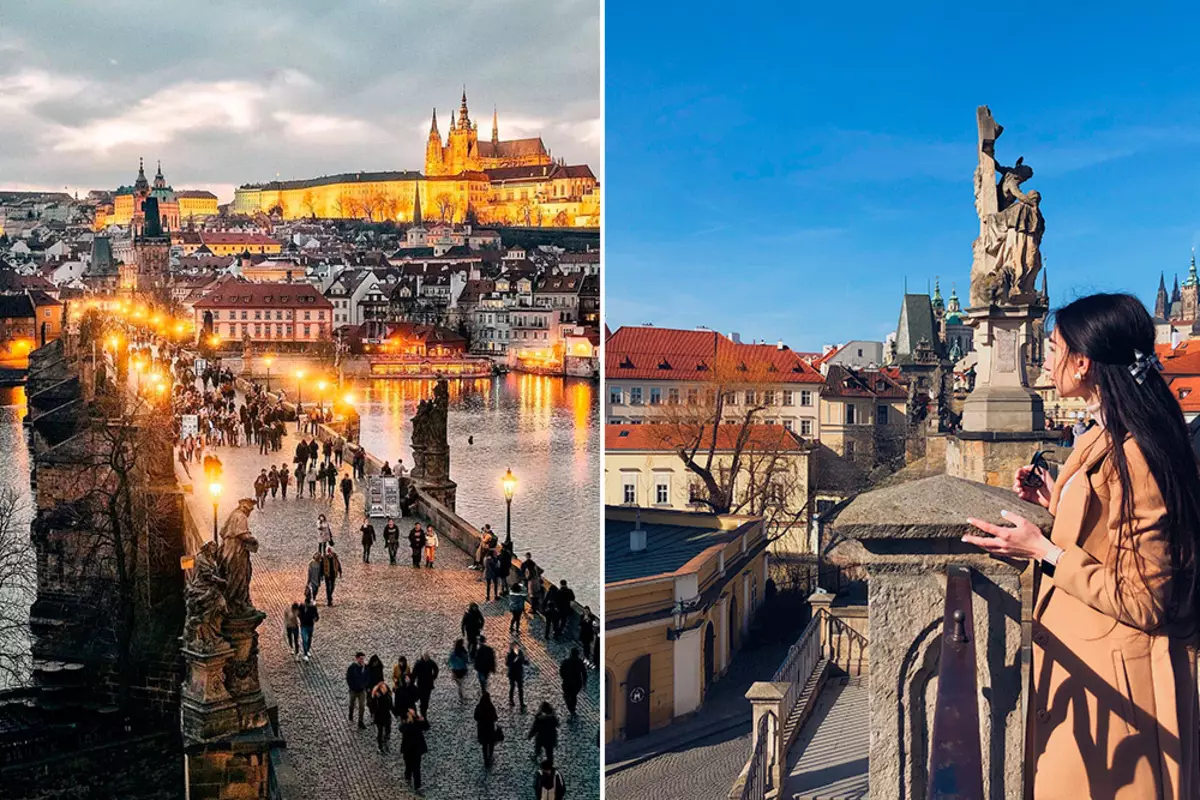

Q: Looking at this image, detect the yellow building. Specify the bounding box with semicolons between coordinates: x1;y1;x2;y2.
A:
231;91;599;227
816;364;909;469
605;507;769;744
177;190;219;222
100;160;216;231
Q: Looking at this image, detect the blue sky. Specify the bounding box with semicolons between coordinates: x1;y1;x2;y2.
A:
604;2;1200;351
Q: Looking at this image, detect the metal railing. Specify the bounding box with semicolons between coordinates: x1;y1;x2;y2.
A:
772;611;825;725
735;713;773;800
820;609;869;677
927;565;983;799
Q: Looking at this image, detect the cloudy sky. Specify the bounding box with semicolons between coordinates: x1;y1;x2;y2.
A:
0;0;600;203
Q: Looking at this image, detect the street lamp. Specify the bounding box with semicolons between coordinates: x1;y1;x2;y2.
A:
210;481;222;543
502;468;516;549
317;380;327;415
263;355;274;392
295;369;305;430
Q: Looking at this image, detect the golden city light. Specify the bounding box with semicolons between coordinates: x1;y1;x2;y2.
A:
502;468;516;501
210;482;221;498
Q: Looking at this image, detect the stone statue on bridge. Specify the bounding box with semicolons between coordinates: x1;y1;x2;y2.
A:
969;106;1045;308
408;379;456;510
183;540;229;652
216;498;260;617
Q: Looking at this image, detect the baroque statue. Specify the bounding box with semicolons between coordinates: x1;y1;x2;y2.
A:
184;541;229;652
217;498;260;617
969;106;1045;308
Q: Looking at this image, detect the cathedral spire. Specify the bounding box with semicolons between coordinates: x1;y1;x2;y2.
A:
430;108;439;136
492;106;498;144
134;157;149;193
931;276;944;311
412;186;423;227
459;86;469;129
1186;249;1199;288
1156;271;1170;320
450;109;456;131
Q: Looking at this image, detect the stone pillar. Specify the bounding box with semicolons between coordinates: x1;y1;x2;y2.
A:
744;681;788;793
829;474;1050;800
222;611;270;732
961;305;1045;433
181;645;239;742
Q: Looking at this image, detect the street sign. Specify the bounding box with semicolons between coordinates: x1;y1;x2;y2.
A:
181;414;199;438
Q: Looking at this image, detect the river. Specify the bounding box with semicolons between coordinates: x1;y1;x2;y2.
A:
353;373;600;606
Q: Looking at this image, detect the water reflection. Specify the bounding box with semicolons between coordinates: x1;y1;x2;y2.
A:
356;375;599;605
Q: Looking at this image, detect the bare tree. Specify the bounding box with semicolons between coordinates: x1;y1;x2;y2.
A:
435;193;456;223
0;490;33;689
300;190;317;219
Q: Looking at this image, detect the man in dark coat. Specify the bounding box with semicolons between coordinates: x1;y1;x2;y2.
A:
320;545;343;606
345;652;369;728
412;653;439;717
462;602;485;658
473;634;496;693
340;473;354;513
360;519;376;563
559;648;588;717
408;523;426;569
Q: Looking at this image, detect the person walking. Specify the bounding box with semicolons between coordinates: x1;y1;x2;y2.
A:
506;642;529;713
346;652;369;729
484;549;500;602
461;603;485;659
297;597;319;660
322;437;332;464
369;680;394;753
333;437;344;467
528;571;546;621
555;580;577;639
254;469;268;510
295;438;310;473
268;466;280;500
366;654;385;688
534;760;567;800
383;518;401;565
508;581;527;634
399;709;430;791
408;523;426;569
392;655;411;691
394;673;418;722
413;652;439;718
360;518;376;563
472;525;497;570
579;608;596;668
559;648;587;718
325;463;337;503
306;462;318;499
340;472;353;514
423;525;438;568
279;461;290;499
294;462;306;498
543;583;560;640
962;293;1200;798
316;514;332;555
474;634;496;694
449;639;470;701
474;691;501;770
305;552;323;601
307;437;318;468
283;602;301;661
320;544;342;606
497;548;512;597
528;702;559;765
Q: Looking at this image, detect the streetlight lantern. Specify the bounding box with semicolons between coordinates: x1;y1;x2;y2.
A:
263;355;274;392
502;468;516;548
209;481;222;542
295;369;305;430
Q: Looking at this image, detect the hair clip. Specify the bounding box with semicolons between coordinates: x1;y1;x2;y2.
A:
1128;350;1164;386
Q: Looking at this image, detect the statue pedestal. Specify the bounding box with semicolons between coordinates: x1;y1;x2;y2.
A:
181;644;240;742
961;305;1045;433
223;611;270;732
829;474;1050;799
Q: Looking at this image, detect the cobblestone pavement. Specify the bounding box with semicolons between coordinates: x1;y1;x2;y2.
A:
186;429;599;800
606;629;802;799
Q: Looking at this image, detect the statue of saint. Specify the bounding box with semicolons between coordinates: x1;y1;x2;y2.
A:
184;541;229;652
970;107;1045;308
217;498;259;617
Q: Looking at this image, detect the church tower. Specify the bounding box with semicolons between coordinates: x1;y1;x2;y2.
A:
1182;250;1199;322
1155;272;1170;320
492;106;499;146
153;160;167;190
425;109;445;176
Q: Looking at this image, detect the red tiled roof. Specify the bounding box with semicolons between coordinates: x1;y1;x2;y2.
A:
1169;376;1200;412
605;423;808;453
199;232;280;246
822;364;908;399
1159;341;1200;377
192;281;332;309
605;326;824;384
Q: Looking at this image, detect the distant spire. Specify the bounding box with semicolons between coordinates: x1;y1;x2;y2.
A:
430;108;439;136
1174;273;1182;303
492;106;499;144
134;157;149;192
932;276;944;309
1186;248;1199;288
1156;270;1170;320
412;186;423;226
450;109;456;131
459;86;469;129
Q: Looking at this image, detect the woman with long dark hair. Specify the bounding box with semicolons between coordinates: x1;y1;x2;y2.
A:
964;293;1199;798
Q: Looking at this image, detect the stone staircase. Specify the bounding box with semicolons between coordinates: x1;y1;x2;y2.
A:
782;675;870;800
780;657;829;753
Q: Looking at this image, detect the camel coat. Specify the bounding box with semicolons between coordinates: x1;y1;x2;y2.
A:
1030;425;1198;799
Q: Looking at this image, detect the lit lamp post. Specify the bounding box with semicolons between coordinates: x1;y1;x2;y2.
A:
263;355;274;393
502;468;516;549
210;481;222;543
295;369;305;430
317;381;327;415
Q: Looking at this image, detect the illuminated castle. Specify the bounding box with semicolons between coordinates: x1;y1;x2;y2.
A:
425;90;553;176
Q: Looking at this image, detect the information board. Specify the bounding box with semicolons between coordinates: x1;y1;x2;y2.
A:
193;358;207;374
180;414;199;438
382;477;401;518
366;477;385;517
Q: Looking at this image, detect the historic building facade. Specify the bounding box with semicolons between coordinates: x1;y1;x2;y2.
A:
94;160;218;231
1155;254;1200;325
231;91;599;227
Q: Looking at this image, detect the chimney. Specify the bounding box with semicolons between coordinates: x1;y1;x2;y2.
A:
730;332;741;343
630;511;647;553
1172;327;1181;350
777;339;784;350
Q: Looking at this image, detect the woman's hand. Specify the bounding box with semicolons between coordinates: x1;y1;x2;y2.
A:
1013;465;1054;509
962;510;1052;560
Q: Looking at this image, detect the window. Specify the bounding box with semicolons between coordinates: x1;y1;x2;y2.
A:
629;387;643;405
303;325;311;337
783;420;794;432
667;388;680;405
877;405;889;425
609;386;623;405
649;387;661;405
240;310;247;320
304;311;311;321
254;310;262;320
764;390;775;406
845;440;856;459
765;419;776;425
622;475;637;504
655;476;670;505
801;419;813;436
800;390;813;407
845;403;856;424
782;391;794;406
857;348;863;357
726;391;738;406
745;390;756;405
686;389;699;405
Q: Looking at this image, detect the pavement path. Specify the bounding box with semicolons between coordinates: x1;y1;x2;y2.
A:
782;675;869;800
185;427;600;799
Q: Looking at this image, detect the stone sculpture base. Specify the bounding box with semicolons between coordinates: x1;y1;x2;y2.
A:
946;430;1058;489
961;304;1045;433
223;611;270;732
185;727;281;800
181;645;240;743
417;477;458;513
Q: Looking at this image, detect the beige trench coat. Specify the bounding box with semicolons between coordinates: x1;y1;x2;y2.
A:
1030;426;1198;799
